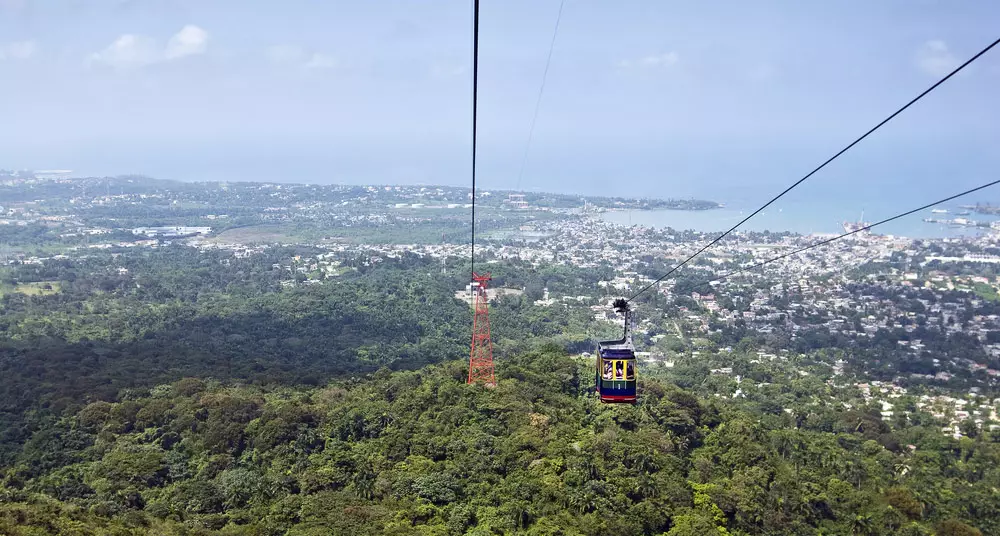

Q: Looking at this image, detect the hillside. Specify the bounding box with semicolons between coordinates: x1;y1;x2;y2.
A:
1;348;996;535
2;179;1000;535
0;250;607;467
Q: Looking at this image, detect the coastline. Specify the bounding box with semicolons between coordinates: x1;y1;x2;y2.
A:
596;207;997;239
601;205;723;212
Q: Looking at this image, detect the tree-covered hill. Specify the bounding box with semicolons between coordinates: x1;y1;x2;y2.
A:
0;249;608;467
1;348;995;535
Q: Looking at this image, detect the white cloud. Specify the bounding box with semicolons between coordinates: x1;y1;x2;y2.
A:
88;25;208;69
304;53;336;69
88;34;159;69
640;52;680;67
0;40;36;61
165;25;208;60
915;39;958;77
267;44;306;64
618;51;680;69
267;45;336;70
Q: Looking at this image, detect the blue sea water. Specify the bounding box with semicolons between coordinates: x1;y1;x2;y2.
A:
597;205;994;239
23;137;1000;238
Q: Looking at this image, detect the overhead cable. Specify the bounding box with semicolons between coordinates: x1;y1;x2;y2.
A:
471;0;481;278
675;178;1000;294
628;36;1000;302
515;0;565;191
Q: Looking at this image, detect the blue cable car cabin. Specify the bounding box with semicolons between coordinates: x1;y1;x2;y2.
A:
596;299;637;404
596;342;637;403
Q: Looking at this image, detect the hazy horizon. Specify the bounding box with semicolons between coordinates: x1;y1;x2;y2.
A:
2;1;999;207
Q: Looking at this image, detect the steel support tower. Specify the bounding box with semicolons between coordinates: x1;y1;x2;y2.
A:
468;272;496;386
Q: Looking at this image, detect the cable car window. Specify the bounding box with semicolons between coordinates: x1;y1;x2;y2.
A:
603;360;613;379
615;360;624;380
626;360;635;380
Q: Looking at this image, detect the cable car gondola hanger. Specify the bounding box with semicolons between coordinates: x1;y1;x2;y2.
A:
596;299;638;404
466;0;997;405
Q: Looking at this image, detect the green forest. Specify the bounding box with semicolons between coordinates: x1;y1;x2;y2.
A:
0;248;997;535
0;248;605;463
2;350;998;535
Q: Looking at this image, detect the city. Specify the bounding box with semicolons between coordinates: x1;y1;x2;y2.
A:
5;173;1000;446
3;1;999;533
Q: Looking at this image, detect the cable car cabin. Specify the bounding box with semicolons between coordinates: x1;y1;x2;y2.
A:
596;341;637;403
595;299;637;404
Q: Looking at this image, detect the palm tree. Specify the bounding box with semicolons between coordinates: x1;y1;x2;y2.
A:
353;466;376;500
569;488;597;514
820;448;847;474
774;431;796;459
630;450;658;474
882;506;905;532
851;513;875;535
635;475;658;499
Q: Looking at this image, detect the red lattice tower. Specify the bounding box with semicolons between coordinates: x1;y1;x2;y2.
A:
468;272;496;386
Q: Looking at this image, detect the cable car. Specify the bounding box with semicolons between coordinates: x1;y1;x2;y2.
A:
596;298;637;404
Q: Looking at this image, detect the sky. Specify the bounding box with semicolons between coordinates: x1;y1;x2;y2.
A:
1;0;999;214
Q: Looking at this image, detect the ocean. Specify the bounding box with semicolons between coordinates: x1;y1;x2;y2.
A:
27;137;1000;239
597;203;996;239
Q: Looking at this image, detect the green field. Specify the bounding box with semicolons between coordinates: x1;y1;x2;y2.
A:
973;282;1000;302
208;224;311;244
13;281;61;296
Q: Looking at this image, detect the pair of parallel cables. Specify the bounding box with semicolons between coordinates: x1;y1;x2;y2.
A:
468;1;999;294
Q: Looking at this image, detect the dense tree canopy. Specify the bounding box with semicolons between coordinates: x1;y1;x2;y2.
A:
0;348;995;535
1;241;996;535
